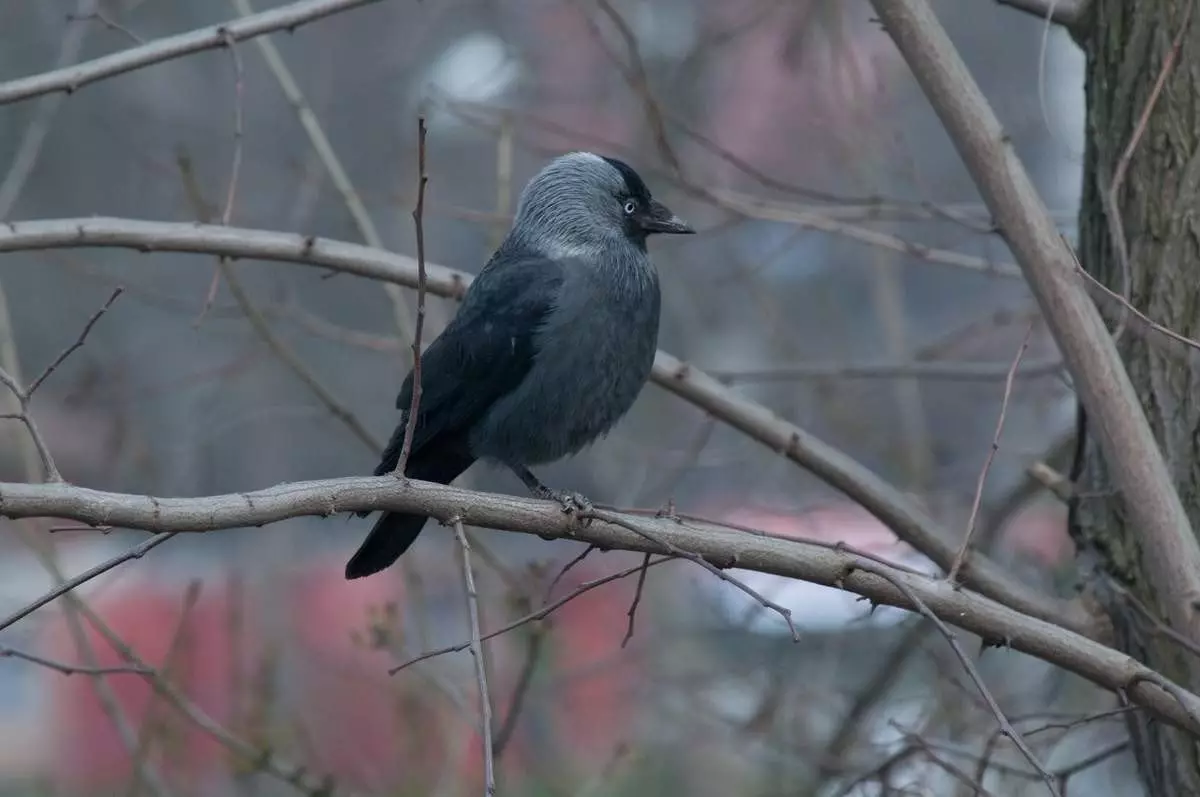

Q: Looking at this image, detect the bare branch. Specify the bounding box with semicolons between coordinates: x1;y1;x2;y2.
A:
870;0;1200;644
588;507;799;641
622;553;652;648
861;562;1061;795
711;358;1063;383
2;476;1200;735
0;533;176;633
452;518;496;796
0;0;388;106
0;645;153;676
948;323;1033;583
0;216;1082;633
28;286;123;397
713;190;1023;278
395;556;672;675
0;217;471;297
397;118;429;475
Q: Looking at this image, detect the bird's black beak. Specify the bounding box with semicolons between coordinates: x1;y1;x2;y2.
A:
639;199;694;235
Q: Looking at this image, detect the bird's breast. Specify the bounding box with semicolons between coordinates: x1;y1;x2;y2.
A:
471;275;661;465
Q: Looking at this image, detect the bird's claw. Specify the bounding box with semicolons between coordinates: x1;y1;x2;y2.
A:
551;489;593;516
535;487;593;519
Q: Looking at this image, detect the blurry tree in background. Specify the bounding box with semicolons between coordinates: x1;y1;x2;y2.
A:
1;0;1200;795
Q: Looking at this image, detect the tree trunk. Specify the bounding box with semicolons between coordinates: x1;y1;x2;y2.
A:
1079;2;1200;794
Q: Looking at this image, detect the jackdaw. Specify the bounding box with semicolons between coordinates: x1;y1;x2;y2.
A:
347;152;693;579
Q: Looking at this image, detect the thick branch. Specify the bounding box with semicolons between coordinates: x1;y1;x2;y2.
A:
0;217;1082;632
0;475;1194;733
0;0;386;106
869;0;1200;643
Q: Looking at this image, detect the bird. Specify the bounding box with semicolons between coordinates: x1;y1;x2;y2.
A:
346;152;693;579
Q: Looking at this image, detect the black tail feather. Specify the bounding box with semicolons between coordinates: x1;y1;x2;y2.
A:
346;447;474;579
345;511;429;579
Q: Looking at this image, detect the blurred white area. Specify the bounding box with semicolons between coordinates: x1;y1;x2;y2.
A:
1042;26;1086;216
705;506;939;634
629;2;699;61
424;31;521;121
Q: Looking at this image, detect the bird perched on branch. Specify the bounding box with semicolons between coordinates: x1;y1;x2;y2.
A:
347;152;693;579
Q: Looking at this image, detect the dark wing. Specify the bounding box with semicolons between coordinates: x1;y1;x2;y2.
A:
372;254;565;475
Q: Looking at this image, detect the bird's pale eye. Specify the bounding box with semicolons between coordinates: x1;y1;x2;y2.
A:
623;200;637;215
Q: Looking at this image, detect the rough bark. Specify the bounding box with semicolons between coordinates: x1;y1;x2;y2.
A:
1079;2;1200;793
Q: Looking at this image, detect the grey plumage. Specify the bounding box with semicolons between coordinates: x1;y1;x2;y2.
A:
347;152;693;579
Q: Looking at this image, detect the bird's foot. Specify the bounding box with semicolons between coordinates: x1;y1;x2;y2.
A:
537;487;593;517
530;482;595;520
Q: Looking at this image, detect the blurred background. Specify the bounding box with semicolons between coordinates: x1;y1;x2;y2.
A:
0;0;1137;795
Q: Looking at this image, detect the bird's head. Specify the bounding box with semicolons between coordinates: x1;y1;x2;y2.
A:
510;152;693;257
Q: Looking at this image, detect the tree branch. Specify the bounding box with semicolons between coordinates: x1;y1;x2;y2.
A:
869;0;1200;644
0;475;1194;734
0;0;387;107
0;216;1084;633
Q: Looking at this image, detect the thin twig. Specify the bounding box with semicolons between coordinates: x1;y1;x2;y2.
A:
0;281;41;480
622;553;651;648
543;544;597;603
196;26;247;323
28;286;123;397
1075;259;1200;357
392;556;672;675
948;322;1034;583
69;8;145;44
0;645;153;676
0;384;59;483
854;560;1062;796
0;532;176;633
586;507;800;642
396;118;429;475
0;285;123;483
1053;740;1129;784
452;518;496;796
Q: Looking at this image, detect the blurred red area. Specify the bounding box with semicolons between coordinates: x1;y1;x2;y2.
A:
37;550;642;794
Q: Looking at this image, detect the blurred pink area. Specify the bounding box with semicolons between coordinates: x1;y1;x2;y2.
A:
38;553;643;794
702;5;900;184
527;2;900;185
42;579;238;794
698;501;1072;632
716;501;1072;569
